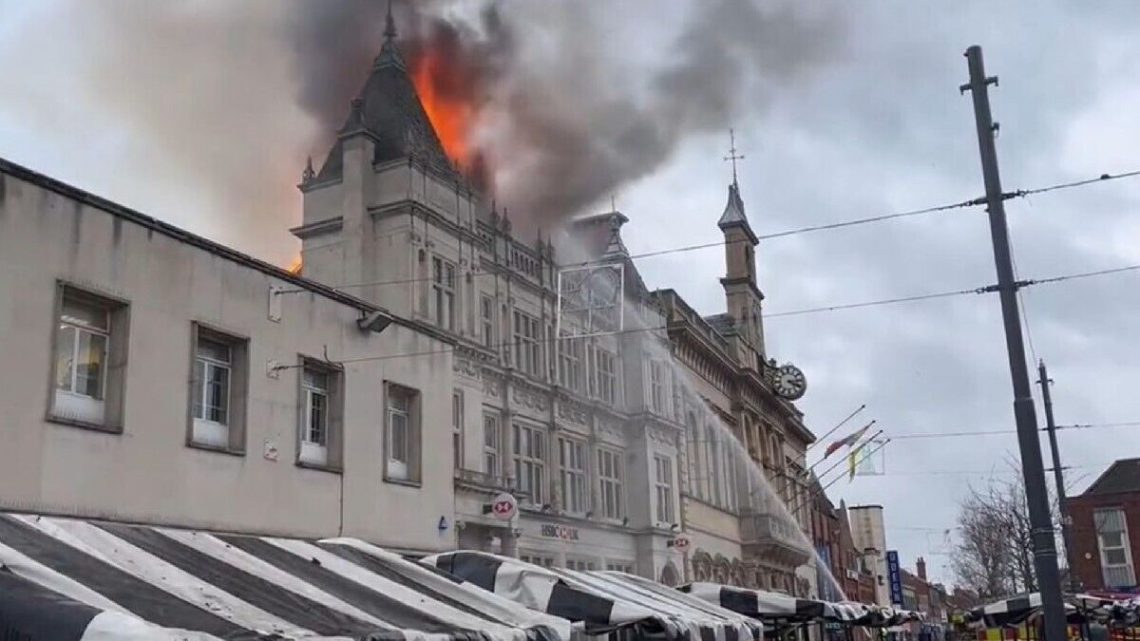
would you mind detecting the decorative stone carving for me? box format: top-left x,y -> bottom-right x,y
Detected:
453,355 -> 481,379
483,374 -> 501,399
511,384 -> 549,412
557,399 -> 589,427
646,425 -> 673,446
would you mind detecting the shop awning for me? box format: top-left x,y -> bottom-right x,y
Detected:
425,551 -> 759,640
0,513 -> 568,641
965,592 -> 1139,628
680,583 -> 922,627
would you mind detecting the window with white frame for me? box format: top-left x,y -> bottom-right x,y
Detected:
513,423 -> 546,504
654,455 -> 675,524
559,335 -> 584,392
559,437 -> 587,514
432,257 -> 456,331
386,383 -> 420,482
481,295 -> 495,348
513,310 -> 541,376
650,360 -> 668,414
1096,508 -> 1136,588
598,448 -> 624,520
53,288 -> 120,426
298,363 -> 340,467
484,412 -> 500,477
596,348 -> 616,404
187,325 -> 247,452
191,333 -> 234,448
452,390 -> 464,469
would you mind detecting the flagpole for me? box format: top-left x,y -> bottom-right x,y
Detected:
786,438 -> 893,518
806,420 -> 876,475
804,428 -> 883,482
806,404 -> 867,451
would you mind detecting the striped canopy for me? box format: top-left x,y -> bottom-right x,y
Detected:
965,592 -> 1140,628
425,551 -> 761,640
0,513 -> 568,641
680,583 -> 923,627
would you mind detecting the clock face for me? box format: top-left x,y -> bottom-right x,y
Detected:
773,364 -> 807,400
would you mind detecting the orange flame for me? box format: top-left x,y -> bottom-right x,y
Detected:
287,255 -> 302,275
412,50 -> 474,168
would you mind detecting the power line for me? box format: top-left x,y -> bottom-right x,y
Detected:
766,259 -> 1140,319
312,257 -> 1140,365
1007,169 -> 1140,200
559,167 -> 1140,270
889,429 -> 1016,440
319,322 -> 671,367
766,286 -> 983,318
1057,421 -> 1140,429
284,168 -> 1140,291
884,421 -> 1140,442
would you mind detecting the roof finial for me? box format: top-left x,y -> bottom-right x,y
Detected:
301,156 -> 315,184
724,128 -> 745,188
384,0 -> 398,41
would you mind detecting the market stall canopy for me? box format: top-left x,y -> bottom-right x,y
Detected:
0,513 -> 568,641
965,592 -> 1140,628
425,551 -> 759,640
680,583 -> 922,627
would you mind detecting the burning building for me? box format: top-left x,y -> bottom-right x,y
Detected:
295,9 -> 815,588
0,5 -> 817,589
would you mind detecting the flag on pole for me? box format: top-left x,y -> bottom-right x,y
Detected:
824,421 -> 873,459
848,442 -> 867,481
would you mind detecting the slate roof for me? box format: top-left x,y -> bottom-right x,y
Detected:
1082,458 -> 1140,496
316,27 -> 459,185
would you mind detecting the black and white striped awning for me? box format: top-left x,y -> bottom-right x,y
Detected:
680,583 -> 832,624
426,551 -> 756,640
0,513 -> 568,641
562,570 -> 762,641
966,593 -> 1140,628
680,583 -> 921,627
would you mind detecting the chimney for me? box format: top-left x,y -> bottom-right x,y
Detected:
916,556 -> 927,581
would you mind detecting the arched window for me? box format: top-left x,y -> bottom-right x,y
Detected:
686,412 -> 702,500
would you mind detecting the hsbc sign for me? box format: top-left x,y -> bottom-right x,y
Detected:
490,493 -> 517,521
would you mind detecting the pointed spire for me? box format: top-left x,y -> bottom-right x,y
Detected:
384,0 -> 398,41
301,156 -> 315,184
375,0 -> 406,70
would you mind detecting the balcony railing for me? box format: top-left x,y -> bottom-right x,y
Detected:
741,510 -> 812,566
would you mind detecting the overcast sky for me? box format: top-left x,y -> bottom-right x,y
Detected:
1,0 -> 1138,587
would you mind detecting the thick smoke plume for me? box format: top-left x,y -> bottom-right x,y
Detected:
289,0 -> 846,228
0,0 -> 844,262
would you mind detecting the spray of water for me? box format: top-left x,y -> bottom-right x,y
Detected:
555,225 -> 847,600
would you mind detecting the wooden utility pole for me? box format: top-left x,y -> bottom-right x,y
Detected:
1039,359 -> 1078,591
961,45 -> 1067,641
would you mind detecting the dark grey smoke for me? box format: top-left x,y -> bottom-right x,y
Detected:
0,0 -> 845,263
285,0 -> 846,227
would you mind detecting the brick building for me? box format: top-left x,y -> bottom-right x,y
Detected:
1067,458 -> 1140,591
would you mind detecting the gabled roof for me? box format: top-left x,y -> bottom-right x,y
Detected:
316,17 -> 458,185
1082,458 -> 1140,496
717,182 -> 758,244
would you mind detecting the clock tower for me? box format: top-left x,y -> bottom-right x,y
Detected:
717,160 -> 765,357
